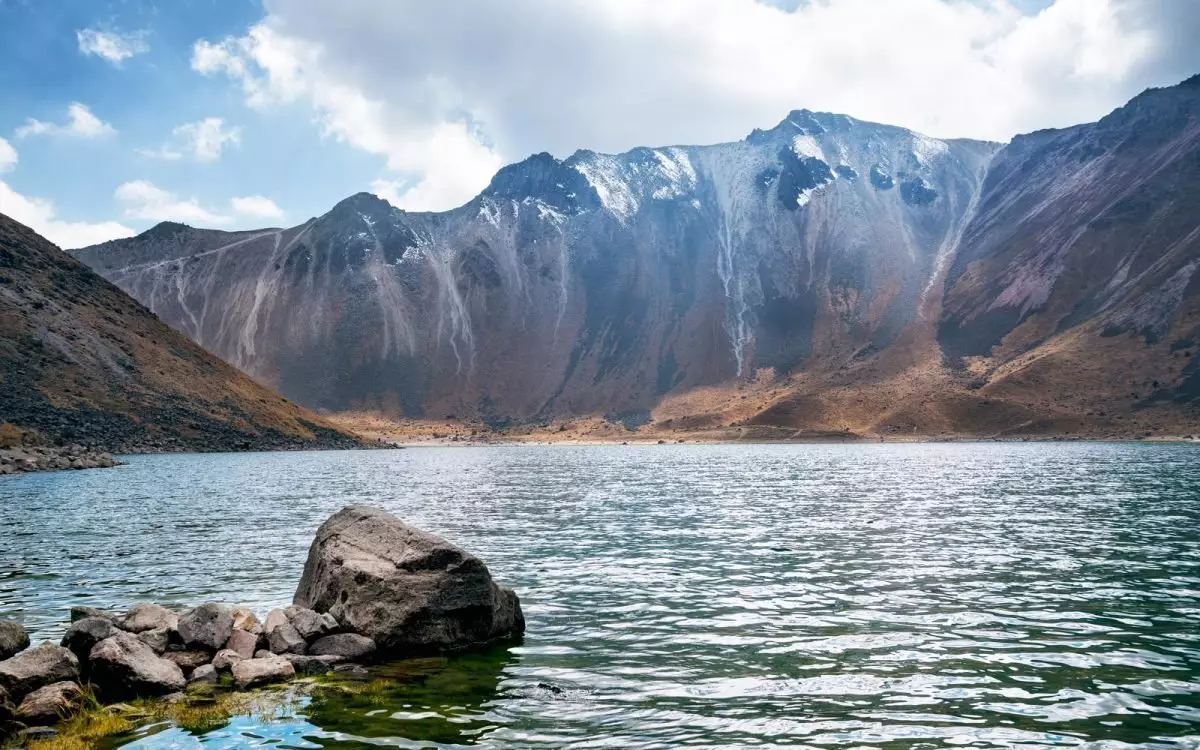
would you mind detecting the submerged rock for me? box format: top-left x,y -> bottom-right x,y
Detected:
89,632 -> 185,700
231,656 -> 294,690
0,620 -> 29,661
294,505 -> 525,656
15,682 -> 84,726
283,654 -> 342,676
177,603 -> 233,651
120,603 -> 178,634
0,643 -> 79,700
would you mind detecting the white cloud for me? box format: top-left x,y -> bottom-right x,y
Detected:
16,102 -> 116,139
76,28 -> 149,65
139,117 -> 241,163
0,137 -> 16,173
194,0 -> 1200,211
0,181 -> 135,249
231,195 -> 284,219
115,180 -> 230,226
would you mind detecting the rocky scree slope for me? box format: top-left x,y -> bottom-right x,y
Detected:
0,213 -> 364,452
74,77 -> 1200,437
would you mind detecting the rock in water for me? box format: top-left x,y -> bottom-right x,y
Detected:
15,682 -> 85,726
120,603 -> 178,634
0,643 -> 79,700
177,603 -> 233,651
231,656 -> 294,690
308,633 -> 375,660
61,617 -> 120,662
0,620 -> 30,660
89,632 -> 186,700
294,505 -> 525,655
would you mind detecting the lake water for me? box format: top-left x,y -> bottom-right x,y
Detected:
1,443 -> 1199,748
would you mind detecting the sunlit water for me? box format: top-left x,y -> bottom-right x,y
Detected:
2,443 -> 1199,748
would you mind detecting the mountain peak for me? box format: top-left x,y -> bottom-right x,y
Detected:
482,151 -> 600,213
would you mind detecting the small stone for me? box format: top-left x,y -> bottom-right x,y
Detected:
262,609 -> 288,636
15,681 -> 85,726
318,613 -> 339,633
163,650 -> 212,676
231,656 -> 295,690
137,627 -> 171,655
268,623 -> 306,655
308,634 -> 376,661
0,642 -> 80,700
231,606 -> 260,632
284,606 -> 330,641
0,619 -> 30,661
18,727 -> 58,743
254,649 -> 272,659
188,664 -> 217,685
120,603 -> 178,634
224,629 -> 258,660
211,649 -> 242,671
61,617 -> 120,663
284,654 -> 342,676
177,603 -> 233,651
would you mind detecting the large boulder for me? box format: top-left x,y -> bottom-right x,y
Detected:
177,603 -> 233,651
231,656 -> 294,690
0,643 -> 79,700
88,632 -> 185,700
61,617 -> 120,662
294,506 -> 524,655
15,682 -> 85,726
120,603 -> 178,634
0,620 -> 30,661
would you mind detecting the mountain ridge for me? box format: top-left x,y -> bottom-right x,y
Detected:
73,77 -> 1200,439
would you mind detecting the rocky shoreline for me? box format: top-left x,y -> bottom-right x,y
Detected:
0,446 -> 120,475
0,506 -> 524,745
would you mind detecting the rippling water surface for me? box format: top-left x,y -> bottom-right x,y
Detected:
2,443 -> 1199,748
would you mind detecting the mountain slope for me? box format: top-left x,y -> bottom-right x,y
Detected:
76,111 -> 998,425
0,213 -> 364,451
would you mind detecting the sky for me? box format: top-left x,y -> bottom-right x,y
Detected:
0,0 -> 1197,249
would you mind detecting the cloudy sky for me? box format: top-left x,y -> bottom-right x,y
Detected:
1,0 -> 1197,248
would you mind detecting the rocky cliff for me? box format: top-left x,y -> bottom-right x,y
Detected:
73,77 -> 1200,438
0,213 -> 364,452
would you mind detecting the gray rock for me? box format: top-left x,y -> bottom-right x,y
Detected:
254,649 -> 272,659
283,654 -> 342,676
137,627 -> 172,655
89,632 -> 186,700
231,656 -> 295,690
262,609 -> 288,636
319,613 -> 339,633
15,681 -> 85,726
307,633 -> 376,660
225,629 -> 258,660
120,603 -> 178,634
284,606 -> 330,641
294,506 -> 525,655
188,664 -> 217,685
0,619 -> 30,661
0,642 -> 80,700
231,606 -> 260,632
61,617 -> 120,662
163,650 -> 212,676
177,603 -> 233,651
268,623 -> 306,655
211,649 -> 242,671
69,604 -> 117,624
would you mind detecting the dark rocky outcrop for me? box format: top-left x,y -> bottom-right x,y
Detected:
177,603 -> 233,652
294,506 -> 524,655
61,617 -> 119,662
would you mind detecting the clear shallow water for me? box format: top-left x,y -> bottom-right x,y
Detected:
2,443 -> 1199,749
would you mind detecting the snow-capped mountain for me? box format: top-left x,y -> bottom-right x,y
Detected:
75,77 -> 1200,436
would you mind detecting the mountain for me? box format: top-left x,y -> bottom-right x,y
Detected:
73,78 -> 1200,439
0,213 -> 364,452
